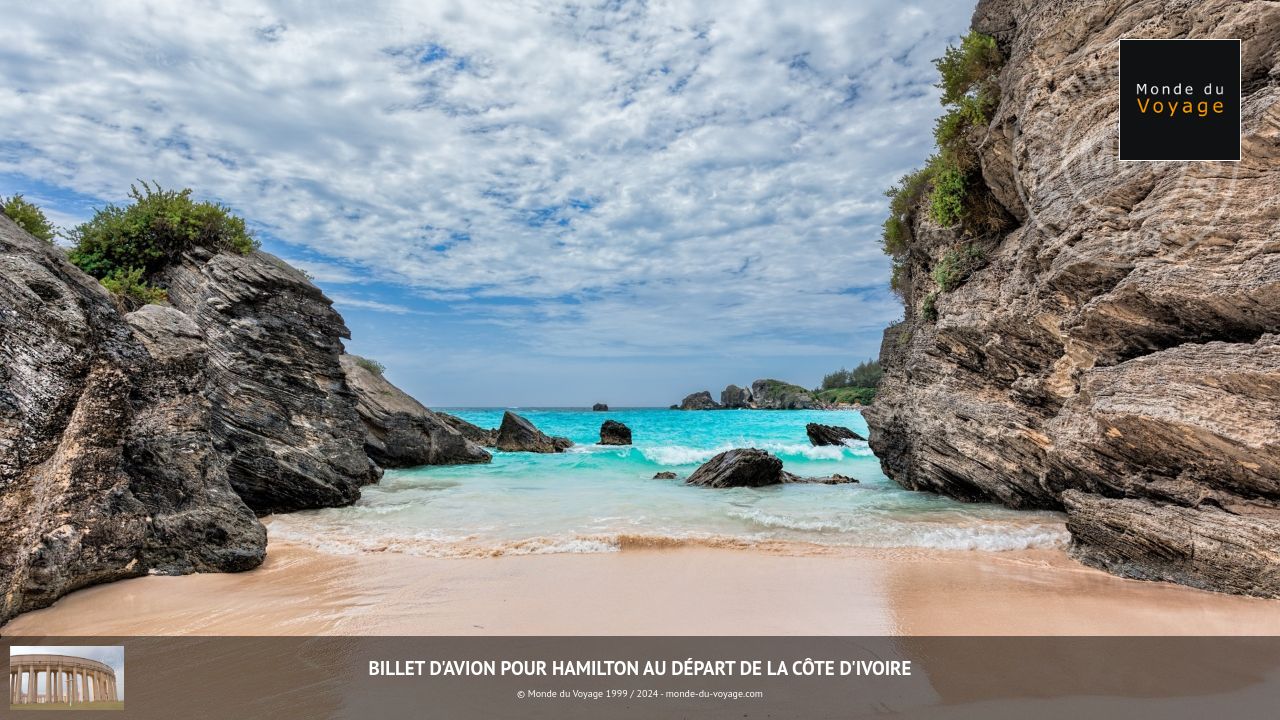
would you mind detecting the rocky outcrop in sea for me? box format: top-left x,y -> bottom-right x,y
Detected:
806,423 -> 864,446
678,391 -> 721,410
599,419 -> 632,446
494,411 -> 573,453
864,0 -> 1280,596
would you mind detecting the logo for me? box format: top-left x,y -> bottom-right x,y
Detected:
1119,38 -> 1241,161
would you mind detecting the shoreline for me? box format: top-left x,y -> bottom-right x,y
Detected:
6,538 -> 1280,637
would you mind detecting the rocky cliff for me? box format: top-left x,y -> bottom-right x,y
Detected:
0,216 -> 265,623
865,0 -> 1280,596
158,248 -> 379,514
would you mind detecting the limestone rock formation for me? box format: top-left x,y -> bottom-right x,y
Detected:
864,0 -> 1280,596
599,419 -> 632,446
686,449 -> 785,488
720,384 -> 753,408
159,247 -> 379,514
494,411 -> 572,453
678,391 -> 720,410
592,403 -> 608,411
749,379 -> 817,409
806,423 -> 865,446
438,413 -> 498,447
653,471 -> 678,480
0,216 -> 265,625
339,355 -> 491,468
783,472 -> 859,485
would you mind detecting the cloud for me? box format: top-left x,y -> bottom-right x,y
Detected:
0,0 -> 973,403
328,294 -> 416,315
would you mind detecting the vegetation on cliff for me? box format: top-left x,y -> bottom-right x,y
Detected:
882,31 -> 1004,308
67,182 -> 259,307
0,194 -> 55,242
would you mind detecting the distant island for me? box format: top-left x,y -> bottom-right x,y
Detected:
672,361 -> 881,410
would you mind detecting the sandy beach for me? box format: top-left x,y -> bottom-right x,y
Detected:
7,537 -> 1280,637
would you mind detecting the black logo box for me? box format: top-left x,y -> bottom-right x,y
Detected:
1119,38 -> 1241,161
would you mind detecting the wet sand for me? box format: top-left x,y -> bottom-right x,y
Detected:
6,538 -> 1280,636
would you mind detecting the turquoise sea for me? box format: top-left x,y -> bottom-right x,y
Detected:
270,408 -> 1068,556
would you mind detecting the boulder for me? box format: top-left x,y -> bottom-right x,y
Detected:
720,384 -> 753,408
678,391 -> 721,410
653,471 -> 678,480
599,419 -> 632,446
339,355 -> 491,468
158,246 -> 380,514
783,472 -> 860,485
805,423 -> 865,446
592,403 -> 609,411
750,379 -> 817,409
686,448 -> 785,488
0,216 -> 265,625
494,411 -> 572,453
438,413 -> 497,447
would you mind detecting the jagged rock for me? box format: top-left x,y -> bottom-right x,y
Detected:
1063,491 -> 1280,598
720,384 -> 753,408
783,472 -> 860,485
806,423 -> 865,446
865,0 -> 1280,596
678,391 -> 720,410
494,411 -> 572,453
652,471 -> 678,480
159,247 -> 379,514
438,413 -> 497,447
0,216 -> 265,625
599,420 -> 632,446
686,449 -> 784,488
592,403 -> 608,411
339,355 -> 490,468
750,379 -> 816,409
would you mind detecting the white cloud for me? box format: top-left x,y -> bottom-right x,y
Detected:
0,0 -> 972,399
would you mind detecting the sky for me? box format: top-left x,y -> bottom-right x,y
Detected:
11,645 -> 125,699
0,0 -> 973,406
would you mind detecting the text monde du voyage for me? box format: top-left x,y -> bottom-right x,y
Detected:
1134,82 -> 1230,118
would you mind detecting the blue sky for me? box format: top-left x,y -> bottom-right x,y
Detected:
0,0 -> 973,406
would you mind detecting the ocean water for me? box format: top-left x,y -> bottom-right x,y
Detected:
269,408 -> 1068,557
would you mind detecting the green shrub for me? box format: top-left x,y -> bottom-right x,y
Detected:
820,360 -> 883,391
100,267 -> 168,306
935,31 -> 1001,107
929,162 -> 968,227
816,386 -> 877,405
1,194 -> 56,242
68,182 -> 256,280
67,182 -> 258,306
931,244 -> 986,291
921,290 -> 939,321
354,356 -> 386,376
879,31 -> 1003,298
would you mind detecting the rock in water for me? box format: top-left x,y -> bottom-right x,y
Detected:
599,419 -> 632,445
864,0 -> 1280,596
159,247 -> 379,514
783,473 -> 859,485
686,449 -> 785,488
678,391 -> 721,410
494,411 -> 572,453
750,379 -> 817,409
806,423 -> 865,446
653,472 -> 678,480
592,402 -> 609,411
720,384 -> 753,408
340,355 -> 490,468
438,413 -> 497,447
0,216 -> 265,625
